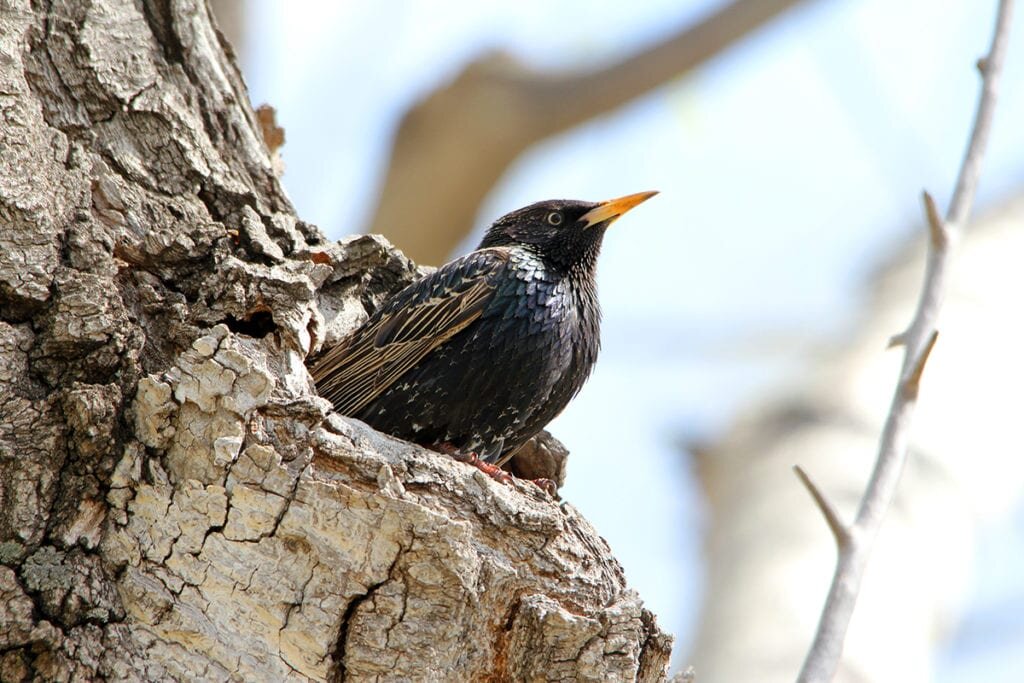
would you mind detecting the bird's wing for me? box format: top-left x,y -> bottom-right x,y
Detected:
311,248 -> 510,416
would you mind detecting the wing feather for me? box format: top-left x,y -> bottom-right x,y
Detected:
311,248 -> 509,415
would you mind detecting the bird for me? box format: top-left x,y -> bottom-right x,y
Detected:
310,191 -> 657,488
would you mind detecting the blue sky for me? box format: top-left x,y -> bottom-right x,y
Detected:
243,0 -> 1024,677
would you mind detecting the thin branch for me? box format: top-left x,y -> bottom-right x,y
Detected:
903,331 -> 939,401
922,191 -> 948,249
795,2 -> 1014,681
948,11 -> 1012,230
886,331 -> 908,349
793,466 -> 849,545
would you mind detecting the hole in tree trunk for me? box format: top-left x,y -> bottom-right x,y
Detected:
223,309 -> 276,338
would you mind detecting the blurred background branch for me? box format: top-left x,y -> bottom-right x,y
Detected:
367,0 -> 818,264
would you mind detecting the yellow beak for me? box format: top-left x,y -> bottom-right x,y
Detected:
579,190 -> 658,229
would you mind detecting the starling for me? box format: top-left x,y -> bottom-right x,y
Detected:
311,191 -> 657,486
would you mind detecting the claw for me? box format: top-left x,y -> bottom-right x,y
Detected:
469,454 -> 513,485
530,478 -> 557,497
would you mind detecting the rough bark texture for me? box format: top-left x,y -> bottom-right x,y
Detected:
0,1 -> 671,681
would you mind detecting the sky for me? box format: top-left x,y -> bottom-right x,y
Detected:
242,0 -> 1024,678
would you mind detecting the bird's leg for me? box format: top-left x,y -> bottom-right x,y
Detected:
435,442 -> 513,485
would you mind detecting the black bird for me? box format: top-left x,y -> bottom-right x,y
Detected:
311,191 -> 657,485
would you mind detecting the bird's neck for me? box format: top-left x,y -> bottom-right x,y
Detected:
544,241 -> 602,281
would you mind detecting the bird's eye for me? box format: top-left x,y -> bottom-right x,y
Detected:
546,211 -> 563,226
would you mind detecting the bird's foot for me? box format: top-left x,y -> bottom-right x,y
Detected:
466,453 -> 514,485
435,443 -> 513,485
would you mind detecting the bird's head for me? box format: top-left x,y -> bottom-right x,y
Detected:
479,191 -> 658,272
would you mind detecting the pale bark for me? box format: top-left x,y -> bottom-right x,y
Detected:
0,1 -> 671,681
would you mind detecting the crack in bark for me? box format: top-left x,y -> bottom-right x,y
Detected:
330,580 -> 383,683
329,546 -> 405,682
139,0 -> 186,68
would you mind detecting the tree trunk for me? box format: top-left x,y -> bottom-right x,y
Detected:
0,1 -> 671,680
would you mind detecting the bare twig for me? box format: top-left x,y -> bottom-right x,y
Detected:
904,331 -> 939,401
885,331 -> 907,348
922,191 -> 948,248
796,2 -> 1014,681
793,466 -> 849,545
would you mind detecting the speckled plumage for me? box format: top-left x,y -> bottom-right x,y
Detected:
311,193 -> 655,466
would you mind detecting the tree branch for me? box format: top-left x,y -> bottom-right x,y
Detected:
795,2 -> 1014,681
369,0 -> 819,264
793,466 -> 850,546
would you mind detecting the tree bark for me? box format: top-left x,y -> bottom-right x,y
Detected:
0,1 -> 671,681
